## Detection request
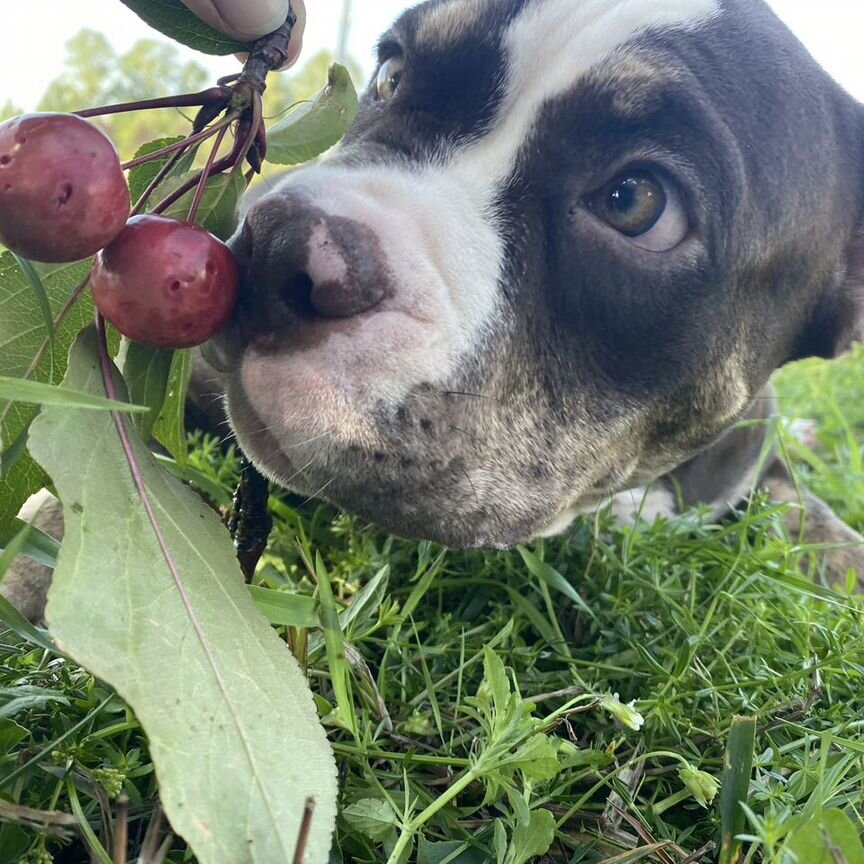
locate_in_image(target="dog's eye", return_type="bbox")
[375,56,404,102]
[589,170,688,252]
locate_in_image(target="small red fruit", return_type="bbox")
[0,113,130,263]
[91,215,239,350]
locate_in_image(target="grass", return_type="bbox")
[1,347,863,864]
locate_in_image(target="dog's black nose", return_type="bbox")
[231,191,390,323]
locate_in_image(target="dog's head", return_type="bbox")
[209,0,864,548]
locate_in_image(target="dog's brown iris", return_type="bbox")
[593,171,667,237]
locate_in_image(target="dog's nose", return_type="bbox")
[232,191,390,323]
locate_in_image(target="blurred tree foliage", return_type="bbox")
[38,30,209,155]
[35,29,364,167]
[1,101,22,122]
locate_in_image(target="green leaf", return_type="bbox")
[780,809,864,864]
[249,585,318,628]
[719,716,757,864]
[313,552,358,734]
[759,567,861,612]
[155,453,232,509]
[0,593,58,655]
[120,342,176,440]
[0,519,60,569]
[0,686,68,720]
[341,566,389,636]
[0,823,30,864]
[12,254,56,380]
[0,254,93,539]
[417,839,488,864]
[499,735,562,783]
[493,820,508,864]
[483,645,511,720]
[0,719,28,753]
[554,740,611,771]
[504,809,556,864]
[118,0,246,55]
[0,377,148,413]
[128,136,199,206]
[160,170,246,240]
[152,349,193,467]
[266,64,359,165]
[518,546,596,619]
[28,328,338,864]
[342,799,398,842]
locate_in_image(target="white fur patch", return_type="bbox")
[608,484,679,525]
[454,0,719,186]
[537,482,679,538]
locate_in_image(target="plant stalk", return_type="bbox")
[75,87,232,119]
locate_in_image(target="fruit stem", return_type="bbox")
[150,115,251,216]
[187,122,231,225]
[75,87,232,120]
[232,92,265,177]
[237,9,299,96]
[122,114,237,172]
[130,148,187,218]
[150,153,235,214]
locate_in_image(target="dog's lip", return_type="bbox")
[231,301,444,450]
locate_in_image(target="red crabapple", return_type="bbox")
[0,113,130,263]
[90,215,239,350]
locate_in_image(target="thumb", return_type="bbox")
[180,0,305,48]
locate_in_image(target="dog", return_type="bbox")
[5,0,864,620]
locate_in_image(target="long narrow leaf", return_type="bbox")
[718,716,757,864]
[0,377,148,413]
[0,519,60,569]
[12,254,56,381]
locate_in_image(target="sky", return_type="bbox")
[1,1,863,110]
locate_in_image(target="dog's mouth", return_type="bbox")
[220,340,650,548]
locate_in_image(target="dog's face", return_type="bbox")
[209,0,864,548]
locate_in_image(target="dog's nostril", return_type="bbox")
[310,275,386,319]
[281,271,316,317]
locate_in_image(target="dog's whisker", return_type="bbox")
[286,430,334,450]
[300,476,337,507]
[280,458,317,489]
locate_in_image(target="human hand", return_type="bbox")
[180,0,306,67]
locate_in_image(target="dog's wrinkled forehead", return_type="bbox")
[366,0,720,169]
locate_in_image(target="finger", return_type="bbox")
[232,0,306,71]
[283,0,306,69]
[180,0,294,42]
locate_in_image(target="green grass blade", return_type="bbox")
[518,545,595,619]
[0,377,148,413]
[307,548,358,736]
[11,254,56,382]
[719,716,757,864]
[0,518,60,569]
